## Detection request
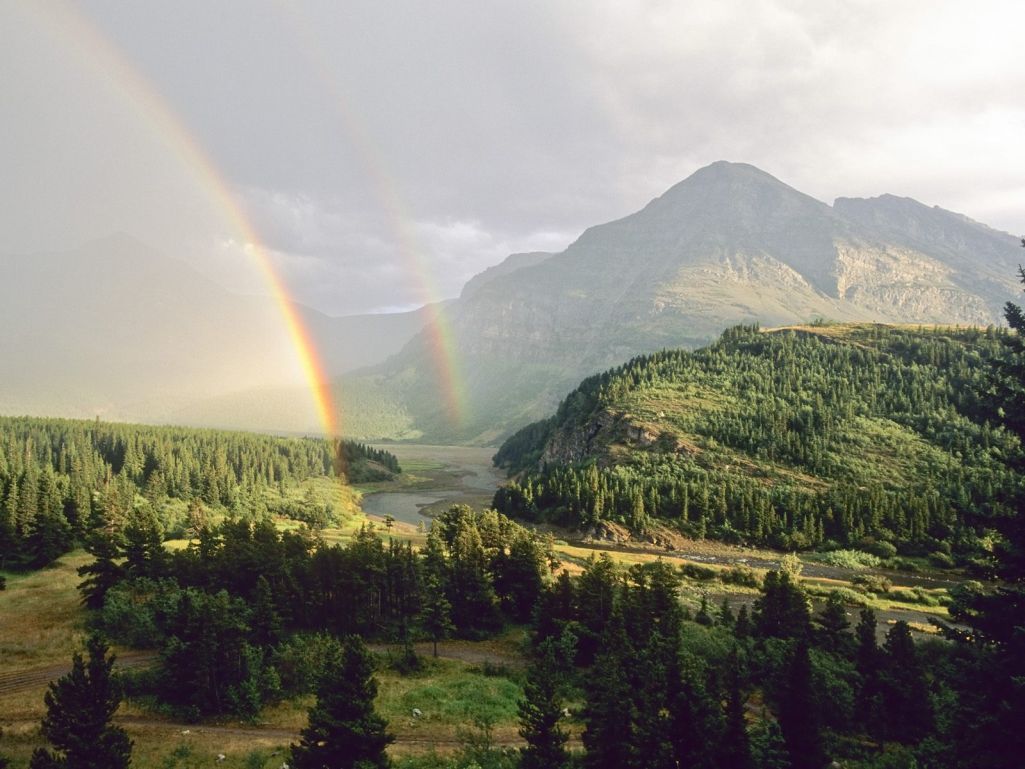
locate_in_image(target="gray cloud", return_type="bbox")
[1,0,1022,315]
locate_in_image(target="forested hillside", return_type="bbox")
[0,416,398,570]
[494,324,1020,555]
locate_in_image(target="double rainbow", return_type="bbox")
[26,2,468,438]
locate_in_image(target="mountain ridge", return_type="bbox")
[338,162,1021,444]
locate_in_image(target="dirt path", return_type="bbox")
[0,639,519,700]
[0,650,157,697]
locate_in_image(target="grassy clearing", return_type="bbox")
[0,552,90,674]
[376,657,523,742]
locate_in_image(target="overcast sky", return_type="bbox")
[2,0,1023,315]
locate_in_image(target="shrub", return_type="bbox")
[887,557,919,572]
[721,565,761,588]
[819,550,881,569]
[928,551,956,569]
[681,563,717,581]
[850,574,892,594]
[857,539,898,559]
[273,632,345,696]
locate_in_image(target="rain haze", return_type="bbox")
[2,0,1024,316]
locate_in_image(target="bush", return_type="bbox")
[819,550,881,569]
[681,563,717,581]
[721,565,761,588]
[96,578,182,648]
[826,587,868,606]
[888,588,941,607]
[850,574,892,594]
[857,538,898,559]
[887,557,919,572]
[928,551,956,569]
[274,633,345,696]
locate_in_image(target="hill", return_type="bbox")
[339,162,1022,444]
[491,324,1020,555]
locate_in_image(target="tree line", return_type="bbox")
[0,416,399,571]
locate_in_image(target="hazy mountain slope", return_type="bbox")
[340,162,1021,444]
[300,301,448,376]
[0,234,432,430]
[0,235,302,422]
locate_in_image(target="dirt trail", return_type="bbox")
[0,650,157,697]
[0,640,517,699]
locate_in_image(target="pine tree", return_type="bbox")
[778,641,825,769]
[291,635,392,769]
[719,654,754,769]
[880,621,932,744]
[815,590,851,653]
[582,609,633,769]
[30,635,132,769]
[854,608,883,739]
[953,259,1025,766]
[420,573,454,658]
[754,570,811,640]
[249,575,283,647]
[77,531,124,611]
[518,640,569,769]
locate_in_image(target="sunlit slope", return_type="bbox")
[492,324,1018,551]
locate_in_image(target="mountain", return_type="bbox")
[299,301,447,376]
[339,162,1022,444]
[491,323,1016,553]
[0,235,431,429]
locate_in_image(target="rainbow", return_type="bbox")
[26,1,469,437]
[276,5,467,427]
[25,2,343,438]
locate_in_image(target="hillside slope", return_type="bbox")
[492,324,1019,554]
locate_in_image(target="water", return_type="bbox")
[360,491,450,526]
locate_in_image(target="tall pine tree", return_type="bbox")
[291,635,392,769]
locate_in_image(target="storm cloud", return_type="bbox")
[2,0,1023,315]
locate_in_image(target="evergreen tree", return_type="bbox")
[76,532,124,610]
[778,641,825,769]
[582,609,633,769]
[291,635,392,769]
[518,639,569,769]
[668,658,722,769]
[754,571,811,640]
[953,259,1025,767]
[694,594,713,626]
[249,575,283,647]
[880,621,932,744]
[854,608,883,739]
[815,591,852,653]
[30,635,132,769]
[420,573,454,658]
[719,651,754,769]
[734,603,753,638]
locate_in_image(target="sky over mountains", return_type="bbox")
[1,1,1022,317]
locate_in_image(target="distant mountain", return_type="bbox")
[0,234,432,430]
[339,162,1022,444]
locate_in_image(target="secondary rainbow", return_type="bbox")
[275,4,468,427]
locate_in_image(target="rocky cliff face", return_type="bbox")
[343,162,1023,443]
